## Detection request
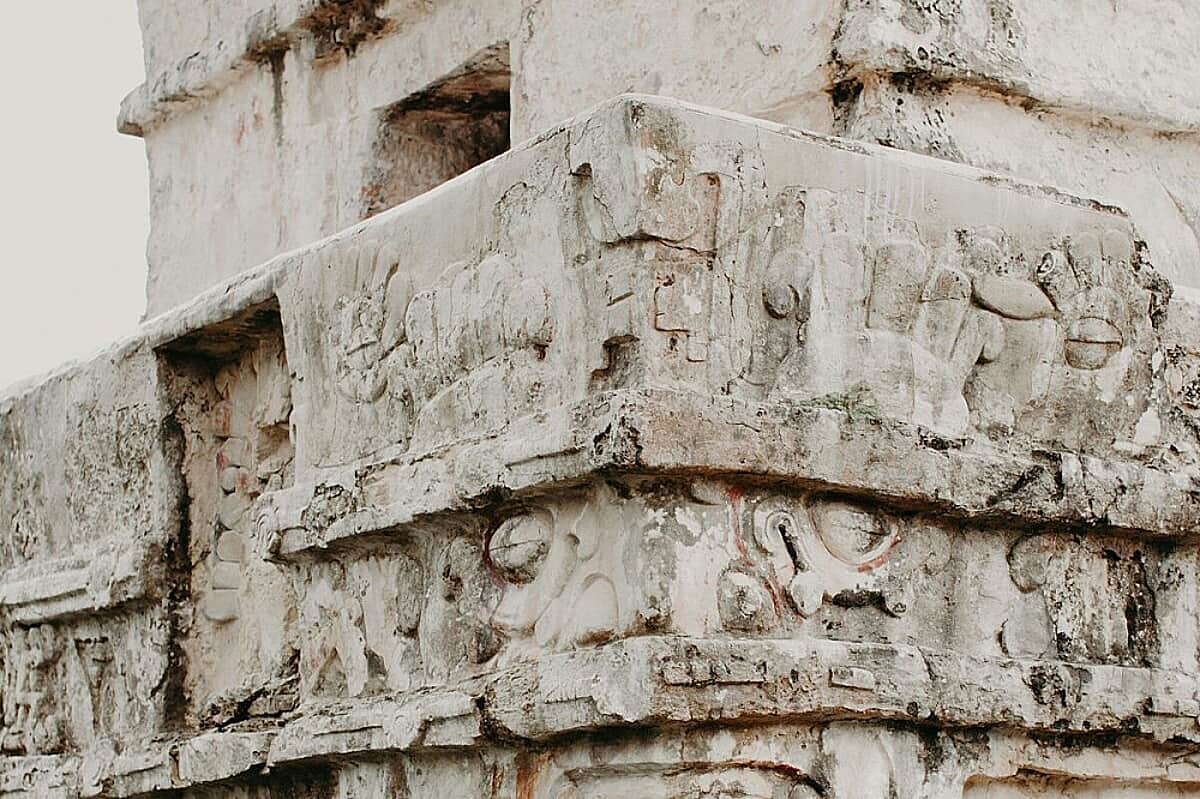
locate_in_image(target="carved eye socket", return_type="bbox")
[488,511,553,584]
[762,280,798,319]
[807,500,894,565]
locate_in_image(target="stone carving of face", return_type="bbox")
[486,489,628,656]
[752,495,900,620]
[1036,231,1133,372]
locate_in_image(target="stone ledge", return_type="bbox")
[122,3,1200,139]
[118,0,513,137]
[0,539,159,624]
[835,0,1200,134]
[26,636,1200,796]
[119,0,392,136]
[257,388,1200,563]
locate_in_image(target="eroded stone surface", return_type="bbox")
[6,94,1200,796]
[122,1,1200,316]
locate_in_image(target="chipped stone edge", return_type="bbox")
[16,636,1200,796]
[0,537,159,624]
[259,387,1200,564]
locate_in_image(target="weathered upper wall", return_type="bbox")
[121,0,1200,317]
[129,0,516,316]
[836,0,1200,133]
[833,0,1200,289]
[510,0,842,139]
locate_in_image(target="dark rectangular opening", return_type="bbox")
[362,43,511,217]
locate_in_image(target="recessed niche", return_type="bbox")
[361,44,511,217]
[160,300,299,726]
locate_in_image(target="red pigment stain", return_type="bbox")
[480,526,507,588]
[726,484,748,559]
[857,534,900,572]
[515,753,546,799]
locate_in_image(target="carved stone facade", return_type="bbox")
[4,3,1200,797]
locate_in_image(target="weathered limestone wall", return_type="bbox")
[123,0,515,314]
[5,95,1200,796]
[515,0,1200,290]
[3,1,1199,796]
[121,0,1200,316]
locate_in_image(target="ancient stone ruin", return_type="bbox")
[4,2,1200,796]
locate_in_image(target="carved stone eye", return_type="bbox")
[807,499,894,565]
[488,511,553,583]
[762,280,797,319]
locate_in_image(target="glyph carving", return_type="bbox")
[0,352,162,577]
[761,194,991,437]
[329,243,415,427]
[399,252,556,445]
[1003,534,1159,665]
[0,625,63,755]
[293,532,507,701]
[298,188,567,469]
[0,450,46,570]
[487,487,630,655]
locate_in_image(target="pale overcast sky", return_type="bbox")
[0,3,148,390]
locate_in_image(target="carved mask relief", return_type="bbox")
[760,193,1013,437]
[318,239,557,466]
[746,183,1151,450]
[486,488,629,656]
[748,495,901,621]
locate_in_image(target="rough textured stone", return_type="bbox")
[5,3,1200,796]
[121,1,1200,313]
